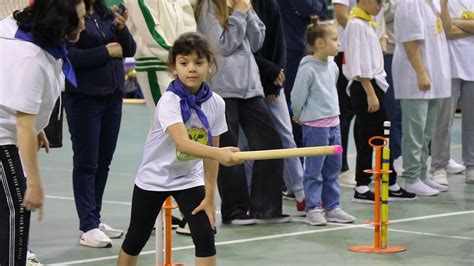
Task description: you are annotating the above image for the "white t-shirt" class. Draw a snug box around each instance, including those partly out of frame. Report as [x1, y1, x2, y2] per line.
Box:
[393, 0, 451, 99]
[0, 16, 64, 145]
[135, 91, 227, 191]
[342, 18, 388, 94]
[333, 0, 357, 52]
[447, 0, 474, 81]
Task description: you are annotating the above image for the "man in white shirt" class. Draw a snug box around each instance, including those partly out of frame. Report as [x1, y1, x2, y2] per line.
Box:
[393, 0, 451, 196]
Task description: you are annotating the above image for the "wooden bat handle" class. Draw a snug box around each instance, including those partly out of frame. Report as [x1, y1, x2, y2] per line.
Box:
[234, 145, 343, 161]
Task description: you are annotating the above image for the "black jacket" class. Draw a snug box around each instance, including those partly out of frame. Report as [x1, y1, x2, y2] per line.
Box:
[276, 0, 328, 52]
[252, 0, 287, 96]
[66, 11, 136, 95]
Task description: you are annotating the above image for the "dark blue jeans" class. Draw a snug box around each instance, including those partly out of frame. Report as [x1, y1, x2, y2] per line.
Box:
[284, 49, 306, 149]
[384, 54, 402, 159]
[64, 90, 122, 232]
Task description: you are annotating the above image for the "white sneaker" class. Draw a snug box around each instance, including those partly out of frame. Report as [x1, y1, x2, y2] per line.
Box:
[393, 157, 404, 176]
[466, 169, 474, 184]
[326, 208, 355, 223]
[423, 178, 448, 192]
[99, 223, 123, 239]
[26, 248, 43, 266]
[446, 159, 465, 174]
[432, 168, 448, 186]
[80, 228, 112, 248]
[339, 170, 356, 188]
[405, 179, 440, 196]
[305, 208, 327, 226]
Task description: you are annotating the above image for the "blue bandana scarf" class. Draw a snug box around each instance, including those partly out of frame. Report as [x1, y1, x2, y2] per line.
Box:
[15, 28, 77, 87]
[167, 79, 214, 145]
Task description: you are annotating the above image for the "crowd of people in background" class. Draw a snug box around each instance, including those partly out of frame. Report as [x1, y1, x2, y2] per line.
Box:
[1, 0, 473, 265]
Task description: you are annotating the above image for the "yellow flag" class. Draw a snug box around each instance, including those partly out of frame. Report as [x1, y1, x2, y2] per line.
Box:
[349, 6, 381, 29]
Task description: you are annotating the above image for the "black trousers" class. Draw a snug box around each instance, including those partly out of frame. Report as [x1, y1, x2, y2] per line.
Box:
[122, 186, 215, 257]
[218, 97, 283, 221]
[349, 81, 397, 186]
[335, 52, 359, 172]
[0, 145, 30, 266]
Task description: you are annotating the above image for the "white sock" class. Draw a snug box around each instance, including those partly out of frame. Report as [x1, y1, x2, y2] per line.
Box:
[294, 190, 305, 202]
[355, 186, 370, 194]
[389, 183, 400, 191]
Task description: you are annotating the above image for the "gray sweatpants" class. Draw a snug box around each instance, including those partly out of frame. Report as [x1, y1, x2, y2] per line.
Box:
[431, 79, 474, 170]
[401, 99, 439, 183]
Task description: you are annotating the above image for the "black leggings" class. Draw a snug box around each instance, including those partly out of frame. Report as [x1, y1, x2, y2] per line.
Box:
[122, 185, 215, 257]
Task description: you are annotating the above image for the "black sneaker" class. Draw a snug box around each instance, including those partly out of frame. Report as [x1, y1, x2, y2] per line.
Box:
[254, 214, 292, 224]
[171, 215, 181, 229]
[176, 217, 191, 236]
[352, 190, 375, 204]
[389, 188, 417, 201]
[222, 213, 256, 225]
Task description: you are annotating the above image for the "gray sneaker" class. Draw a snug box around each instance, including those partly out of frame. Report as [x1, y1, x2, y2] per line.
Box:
[305, 208, 327, 226]
[326, 208, 355, 223]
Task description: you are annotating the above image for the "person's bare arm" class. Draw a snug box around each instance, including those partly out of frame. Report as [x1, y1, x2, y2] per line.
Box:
[16, 112, 44, 220]
[454, 20, 474, 34]
[192, 136, 221, 229]
[166, 123, 241, 166]
[359, 78, 380, 113]
[440, 0, 470, 39]
[403, 41, 431, 91]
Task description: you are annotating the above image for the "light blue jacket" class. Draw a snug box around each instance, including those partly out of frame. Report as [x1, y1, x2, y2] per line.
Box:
[197, 0, 266, 99]
[291, 55, 340, 123]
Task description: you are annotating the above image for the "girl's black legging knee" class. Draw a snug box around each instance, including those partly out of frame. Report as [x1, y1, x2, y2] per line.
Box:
[122, 185, 216, 257]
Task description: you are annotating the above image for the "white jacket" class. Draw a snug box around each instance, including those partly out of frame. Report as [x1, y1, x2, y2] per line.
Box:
[125, 0, 196, 72]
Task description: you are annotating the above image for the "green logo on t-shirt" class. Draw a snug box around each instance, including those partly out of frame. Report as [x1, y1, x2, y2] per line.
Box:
[176, 127, 208, 161]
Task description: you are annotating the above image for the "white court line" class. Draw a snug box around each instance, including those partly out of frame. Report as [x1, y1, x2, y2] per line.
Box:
[46, 195, 132, 206]
[380, 228, 474, 241]
[52, 210, 474, 265]
[324, 221, 474, 241]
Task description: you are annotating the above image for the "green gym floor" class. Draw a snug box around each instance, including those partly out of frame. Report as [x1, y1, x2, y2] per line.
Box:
[33, 104, 474, 265]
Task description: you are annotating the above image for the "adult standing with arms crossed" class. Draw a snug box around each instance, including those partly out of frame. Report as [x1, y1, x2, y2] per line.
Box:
[196, 0, 288, 224]
[275, 0, 328, 151]
[433, 0, 474, 185]
[64, 0, 136, 248]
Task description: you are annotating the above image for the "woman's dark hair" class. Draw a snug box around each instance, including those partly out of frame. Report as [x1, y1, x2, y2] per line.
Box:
[168, 32, 217, 70]
[306, 16, 334, 53]
[83, 0, 113, 18]
[14, 0, 83, 47]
